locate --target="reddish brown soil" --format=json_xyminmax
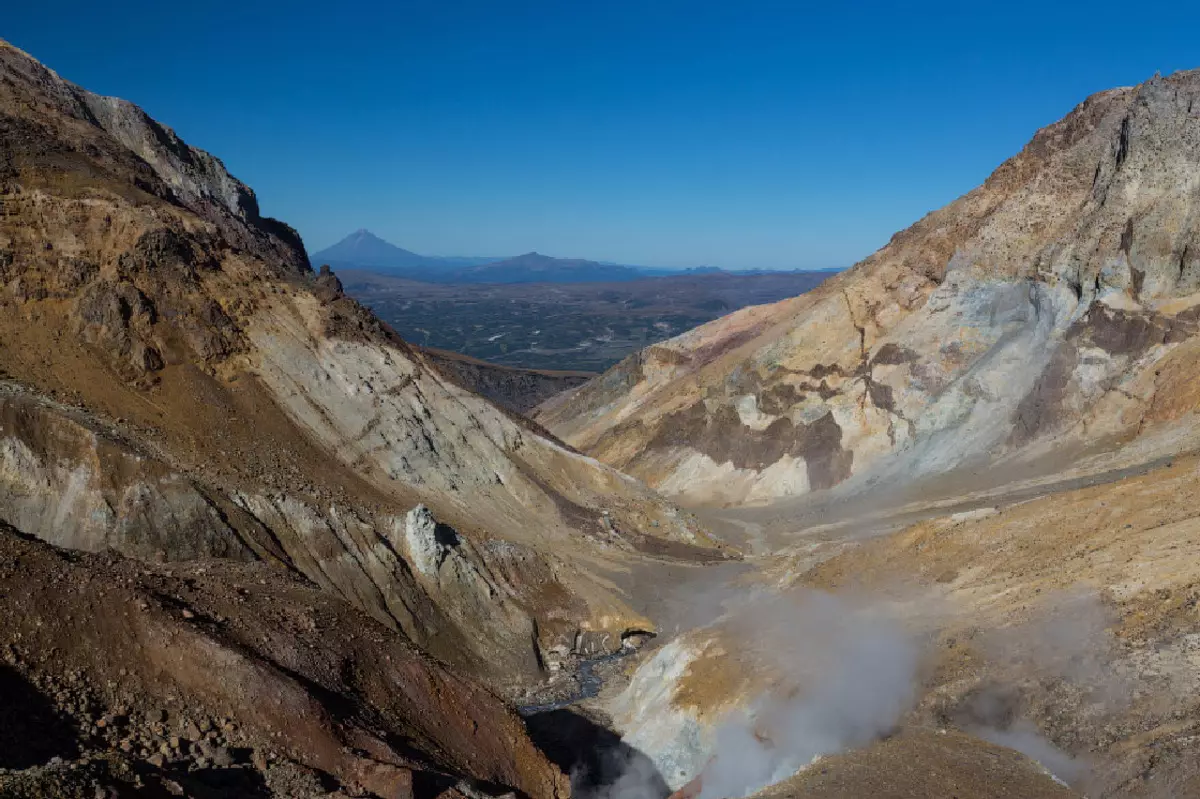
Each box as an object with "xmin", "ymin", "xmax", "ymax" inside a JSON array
[{"xmin": 0, "ymin": 523, "xmax": 567, "ymax": 799}]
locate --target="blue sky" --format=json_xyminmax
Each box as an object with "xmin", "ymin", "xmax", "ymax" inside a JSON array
[{"xmin": 5, "ymin": 2, "xmax": 1200, "ymax": 269}]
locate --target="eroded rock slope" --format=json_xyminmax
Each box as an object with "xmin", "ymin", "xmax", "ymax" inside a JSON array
[{"xmin": 0, "ymin": 38, "xmax": 713, "ymax": 690}]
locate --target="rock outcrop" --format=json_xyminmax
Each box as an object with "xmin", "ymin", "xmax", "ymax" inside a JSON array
[
  {"xmin": 0, "ymin": 37, "xmax": 711, "ymax": 689},
  {"xmin": 538, "ymin": 69, "xmax": 1200, "ymax": 505}
]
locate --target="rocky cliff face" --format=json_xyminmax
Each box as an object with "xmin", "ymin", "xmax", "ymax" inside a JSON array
[
  {"xmin": 538, "ymin": 70, "xmax": 1200, "ymax": 505},
  {"xmin": 0, "ymin": 38, "xmax": 711, "ymax": 692}
]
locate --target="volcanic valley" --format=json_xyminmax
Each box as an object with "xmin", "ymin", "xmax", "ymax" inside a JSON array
[{"xmin": 2, "ymin": 37, "xmax": 1200, "ymax": 799}]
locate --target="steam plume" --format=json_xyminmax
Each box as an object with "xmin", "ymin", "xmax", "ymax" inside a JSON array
[{"xmin": 694, "ymin": 590, "xmax": 920, "ymax": 799}]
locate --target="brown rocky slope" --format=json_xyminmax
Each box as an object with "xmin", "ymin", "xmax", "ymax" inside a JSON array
[
  {"xmin": 538, "ymin": 69, "xmax": 1200, "ymax": 507},
  {"xmin": 0, "ymin": 521, "xmax": 567, "ymax": 798},
  {"xmin": 0, "ymin": 35, "xmax": 721, "ymax": 699}
]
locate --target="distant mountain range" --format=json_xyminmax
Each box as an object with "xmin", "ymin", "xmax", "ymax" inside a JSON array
[
  {"xmin": 309, "ymin": 229, "xmax": 832, "ymax": 284},
  {"xmin": 310, "ymin": 229, "xmax": 498, "ymax": 272}
]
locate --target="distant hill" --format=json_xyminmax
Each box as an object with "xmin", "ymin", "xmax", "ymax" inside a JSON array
[
  {"xmin": 311, "ymin": 229, "xmax": 427, "ymax": 268},
  {"xmin": 311, "ymin": 236, "xmax": 642, "ymax": 284},
  {"xmin": 310, "ymin": 229, "xmax": 499, "ymax": 274},
  {"xmin": 452, "ymin": 252, "xmax": 642, "ymax": 284}
]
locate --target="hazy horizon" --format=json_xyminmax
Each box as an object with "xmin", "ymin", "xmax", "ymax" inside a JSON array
[{"xmin": 308, "ymin": 228, "xmax": 847, "ymax": 272}]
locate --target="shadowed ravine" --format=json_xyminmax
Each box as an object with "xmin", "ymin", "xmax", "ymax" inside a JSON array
[{"xmin": 524, "ymin": 707, "xmax": 672, "ymax": 799}]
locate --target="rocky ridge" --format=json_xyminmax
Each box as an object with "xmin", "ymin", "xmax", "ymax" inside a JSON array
[
  {"xmin": 0, "ymin": 36, "xmax": 719, "ymax": 697},
  {"xmin": 538, "ymin": 69, "xmax": 1200, "ymax": 506}
]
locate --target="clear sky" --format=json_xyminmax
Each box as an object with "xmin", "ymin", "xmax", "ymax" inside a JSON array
[{"xmin": 5, "ymin": 2, "xmax": 1200, "ymax": 269}]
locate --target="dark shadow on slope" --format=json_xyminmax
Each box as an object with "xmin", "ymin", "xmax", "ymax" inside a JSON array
[
  {"xmin": 524, "ymin": 708, "xmax": 670, "ymax": 799},
  {"xmin": 411, "ymin": 769, "xmax": 458, "ymax": 799},
  {"xmin": 0, "ymin": 664, "xmax": 81, "ymax": 769},
  {"xmin": 434, "ymin": 520, "xmax": 461, "ymax": 548},
  {"xmin": 151, "ymin": 761, "xmax": 272, "ymax": 799}
]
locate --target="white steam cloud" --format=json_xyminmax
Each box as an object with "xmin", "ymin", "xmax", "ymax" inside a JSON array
[{"xmin": 694, "ymin": 590, "xmax": 920, "ymax": 799}]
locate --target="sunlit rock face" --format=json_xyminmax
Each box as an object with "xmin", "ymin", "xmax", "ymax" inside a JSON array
[
  {"xmin": 539, "ymin": 69, "xmax": 1200, "ymax": 505},
  {"xmin": 0, "ymin": 38, "xmax": 708, "ymax": 689}
]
